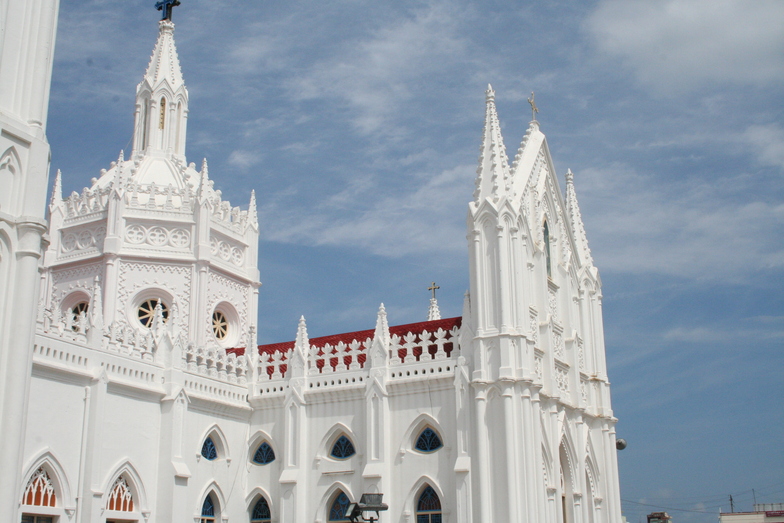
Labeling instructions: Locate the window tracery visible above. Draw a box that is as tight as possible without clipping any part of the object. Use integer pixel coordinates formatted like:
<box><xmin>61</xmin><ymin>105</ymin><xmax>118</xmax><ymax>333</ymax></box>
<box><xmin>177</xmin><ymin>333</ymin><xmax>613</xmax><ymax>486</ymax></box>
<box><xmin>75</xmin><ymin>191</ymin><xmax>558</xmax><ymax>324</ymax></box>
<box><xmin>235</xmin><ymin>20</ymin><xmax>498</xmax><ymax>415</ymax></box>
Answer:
<box><xmin>137</xmin><ymin>298</ymin><xmax>168</xmax><ymax>328</ymax></box>
<box><xmin>251</xmin><ymin>496</ymin><xmax>271</xmax><ymax>522</ymax></box>
<box><xmin>22</xmin><ymin>467</ymin><xmax>56</xmax><ymax>507</ymax></box>
<box><xmin>330</xmin><ymin>435</ymin><xmax>355</xmax><ymax>459</ymax></box>
<box><xmin>253</xmin><ymin>442</ymin><xmax>275</xmax><ymax>465</ymax></box>
<box><xmin>201</xmin><ymin>437</ymin><xmax>218</xmax><ymax>460</ymax></box>
<box><xmin>415</xmin><ymin>427</ymin><xmax>443</xmax><ymax>453</ymax></box>
<box><xmin>106</xmin><ymin>475</ymin><xmax>134</xmax><ymax>511</ymax></box>
<box><xmin>201</xmin><ymin>495</ymin><xmax>216</xmax><ymax>523</ymax></box>
<box><xmin>328</xmin><ymin>491</ymin><xmax>350</xmax><ymax>521</ymax></box>
<box><xmin>416</xmin><ymin>486</ymin><xmax>442</xmax><ymax>523</ymax></box>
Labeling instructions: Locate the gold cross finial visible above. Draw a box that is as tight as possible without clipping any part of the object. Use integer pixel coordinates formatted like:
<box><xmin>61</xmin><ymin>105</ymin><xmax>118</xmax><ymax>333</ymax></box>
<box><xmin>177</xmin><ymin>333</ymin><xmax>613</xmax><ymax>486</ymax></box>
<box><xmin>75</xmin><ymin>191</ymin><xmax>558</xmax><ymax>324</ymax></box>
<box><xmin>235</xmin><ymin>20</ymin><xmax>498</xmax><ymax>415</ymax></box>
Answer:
<box><xmin>428</xmin><ymin>282</ymin><xmax>440</xmax><ymax>300</ymax></box>
<box><xmin>528</xmin><ymin>91</ymin><xmax>539</xmax><ymax>122</ymax></box>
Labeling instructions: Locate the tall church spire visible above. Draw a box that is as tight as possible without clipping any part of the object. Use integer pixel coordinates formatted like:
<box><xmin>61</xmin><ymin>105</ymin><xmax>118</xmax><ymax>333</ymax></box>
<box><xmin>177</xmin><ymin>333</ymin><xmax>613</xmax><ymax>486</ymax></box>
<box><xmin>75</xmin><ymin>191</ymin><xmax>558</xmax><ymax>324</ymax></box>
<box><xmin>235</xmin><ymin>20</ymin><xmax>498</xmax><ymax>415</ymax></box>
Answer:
<box><xmin>132</xmin><ymin>19</ymin><xmax>189</xmax><ymax>160</ymax></box>
<box><xmin>474</xmin><ymin>85</ymin><xmax>512</xmax><ymax>204</ymax></box>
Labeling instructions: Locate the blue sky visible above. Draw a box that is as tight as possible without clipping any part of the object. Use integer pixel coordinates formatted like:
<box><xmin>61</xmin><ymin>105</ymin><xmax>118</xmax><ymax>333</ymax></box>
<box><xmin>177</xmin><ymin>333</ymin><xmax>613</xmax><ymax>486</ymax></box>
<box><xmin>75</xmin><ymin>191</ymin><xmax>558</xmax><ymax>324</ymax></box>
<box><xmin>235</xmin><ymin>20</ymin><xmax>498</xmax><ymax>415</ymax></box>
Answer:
<box><xmin>49</xmin><ymin>1</ymin><xmax>783</xmax><ymax>521</ymax></box>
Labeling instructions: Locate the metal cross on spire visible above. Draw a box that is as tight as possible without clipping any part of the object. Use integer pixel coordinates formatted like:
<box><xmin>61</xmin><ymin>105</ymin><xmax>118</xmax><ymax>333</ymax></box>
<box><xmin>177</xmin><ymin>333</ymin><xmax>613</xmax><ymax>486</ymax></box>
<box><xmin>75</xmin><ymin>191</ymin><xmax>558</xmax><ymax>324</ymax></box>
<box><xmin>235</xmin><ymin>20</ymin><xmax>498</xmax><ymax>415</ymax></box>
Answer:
<box><xmin>428</xmin><ymin>282</ymin><xmax>440</xmax><ymax>300</ymax></box>
<box><xmin>528</xmin><ymin>91</ymin><xmax>539</xmax><ymax>122</ymax></box>
<box><xmin>155</xmin><ymin>0</ymin><xmax>181</xmax><ymax>21</ymax></box>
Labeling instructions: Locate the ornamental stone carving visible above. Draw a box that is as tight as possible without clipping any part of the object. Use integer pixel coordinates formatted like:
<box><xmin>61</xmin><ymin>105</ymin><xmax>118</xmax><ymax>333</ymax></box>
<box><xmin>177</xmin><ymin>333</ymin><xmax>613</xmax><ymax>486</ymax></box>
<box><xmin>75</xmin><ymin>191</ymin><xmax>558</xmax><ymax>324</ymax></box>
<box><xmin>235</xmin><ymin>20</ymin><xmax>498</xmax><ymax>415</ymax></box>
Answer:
<box><xmin>124</xmin><ymin>223</ymin><xmax>191</xmax><ymax>249</ymax></box>
<box><xmin>60</xmin><ymin>226</ymin><xmax>106</xmax><ymax>254</ymax></box>
<box><xmin>555</xmin><ymin>364</ymin><xmax>569</xmax><ymax>394</ymax></box>
<box><xmin>209</xmin><ymin>234</ymin><xmax>246</xmax><ymax>267</ymax></box>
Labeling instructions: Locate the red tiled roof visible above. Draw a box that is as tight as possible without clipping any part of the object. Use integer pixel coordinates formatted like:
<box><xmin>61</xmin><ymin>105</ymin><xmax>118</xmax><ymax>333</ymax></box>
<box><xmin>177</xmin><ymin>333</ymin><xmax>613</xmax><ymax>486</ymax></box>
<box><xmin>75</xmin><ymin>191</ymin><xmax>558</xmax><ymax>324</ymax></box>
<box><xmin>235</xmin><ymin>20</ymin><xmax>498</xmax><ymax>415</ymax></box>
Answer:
<box><xmin>258</xmin><ymin>316</ymin><xmax>461</xmax><ymax>355</ymax></box>
<box><xmin>227</xmin><ymin>316</ymin><xmax>462</xmax><ymax>377</ymax></box>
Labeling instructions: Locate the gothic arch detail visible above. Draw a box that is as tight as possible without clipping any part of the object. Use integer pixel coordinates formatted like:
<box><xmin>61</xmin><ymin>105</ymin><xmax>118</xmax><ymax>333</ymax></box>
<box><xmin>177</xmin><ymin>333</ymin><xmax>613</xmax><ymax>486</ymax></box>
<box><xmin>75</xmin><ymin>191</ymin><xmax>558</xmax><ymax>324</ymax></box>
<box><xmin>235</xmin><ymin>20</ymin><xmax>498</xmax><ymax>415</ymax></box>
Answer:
<box><xmin>20</xmin><ymin>450</ymin><xmax>73</xmax><ymax>511</ymax></box>
<box><xmin>199</xmin><ymin>424</ymin><xmax>229</xmax><ymax>460</ymax></box>
<box><xmin>101</xmin><ymin>459</ymin><xmax>148</xmax><ymax>515</ymax></box>
<box><xmin>0</xmin><ymin>146</ymin><xmax>22</xmax><ymax>213</ymax></box>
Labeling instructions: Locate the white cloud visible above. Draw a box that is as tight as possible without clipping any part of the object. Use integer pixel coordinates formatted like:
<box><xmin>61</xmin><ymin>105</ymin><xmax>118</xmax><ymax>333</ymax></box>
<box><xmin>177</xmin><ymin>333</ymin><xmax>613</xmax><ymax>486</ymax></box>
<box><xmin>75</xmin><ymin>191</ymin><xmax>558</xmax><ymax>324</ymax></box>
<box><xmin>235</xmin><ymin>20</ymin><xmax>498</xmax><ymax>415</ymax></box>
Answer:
<box><xmin>586</xmin><ymin>0</ymin><xmax>784</xmax><ymax>93</ymax></box>
<box><xmin>576</xmin><ymin>164</ymin><xmax>784</xmax><ymax>280</ymax></box>
<box><xmin>744</xmin><ymin>123</ymin><xmax>784</xmax><ymax>169</ymax></box>
<box><xmin>227</xmin><ymin>149</ymin><xmax>262</xmax><ymax>169</ymax></box>
<box><xmin>258</xmin><ymin>163</ymin><xmax>474</xmax><ymax>257</ymax></box>
<box><xmin>288</xmin><ymin>3</ymin><xmax>469</xmax><ymax>135</ymax></box>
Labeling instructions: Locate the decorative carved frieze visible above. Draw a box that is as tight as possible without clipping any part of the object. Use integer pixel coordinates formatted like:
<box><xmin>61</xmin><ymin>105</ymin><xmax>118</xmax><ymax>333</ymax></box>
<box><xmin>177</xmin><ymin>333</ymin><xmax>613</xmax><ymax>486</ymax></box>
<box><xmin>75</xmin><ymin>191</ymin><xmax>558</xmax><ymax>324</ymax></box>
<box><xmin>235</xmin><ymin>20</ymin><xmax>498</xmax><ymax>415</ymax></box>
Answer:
<box><xmin>60</xmin><ymin>225</ymin><xmax>106</xmax><ymax>254</ymax></box>
<box><xmin>210</xmin><ymin>234</ymin><xmax>245</xmax><ymax>267</ymax></box>
<box><xmin>124</xmin><ymin>223</ymin><xmax>191</xmax><ymax>249</ymax></box>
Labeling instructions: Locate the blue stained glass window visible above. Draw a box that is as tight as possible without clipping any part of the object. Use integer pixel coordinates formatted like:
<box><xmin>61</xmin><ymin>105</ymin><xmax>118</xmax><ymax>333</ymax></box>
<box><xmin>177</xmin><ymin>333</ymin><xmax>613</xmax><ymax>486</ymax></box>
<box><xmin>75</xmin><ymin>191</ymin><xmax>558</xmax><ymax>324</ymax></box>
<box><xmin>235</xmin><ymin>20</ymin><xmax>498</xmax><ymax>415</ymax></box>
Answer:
<box><xmin>328</xmin><ymin>492</ymin><xmax>350</xmax><ymax>521</ymax></box>
<box><xmin>330</xmin><ymin>435</ymin><xmax>355</xmax><ymax>459</ymax></box>
<box><xmin>416</xmin><ymin>486</ymin><xmax>442</xmax><ymax>523</ymax></box>
<box><xmin>202</xmin><ymin>495</ymin><xmax>215</xmax><ymax>516</ymax></box>
<box><xmin>251</xmin><ymin>496</ymin><xmax>271</xmax><ymax>522</ymax></box>
<box><xmin>253</xmin><ymin>442</ymin><xmax>275</xmax><ymax>465</ymax></box>
<box><xmin>415</xmin><ymin>428</ymin><xmax>443</xmax><ymax>452</ymax></box>
<box><xmin>201</xmin><ymin>437</ymin><xmax>218</xmax><ymax>460</ymax></box>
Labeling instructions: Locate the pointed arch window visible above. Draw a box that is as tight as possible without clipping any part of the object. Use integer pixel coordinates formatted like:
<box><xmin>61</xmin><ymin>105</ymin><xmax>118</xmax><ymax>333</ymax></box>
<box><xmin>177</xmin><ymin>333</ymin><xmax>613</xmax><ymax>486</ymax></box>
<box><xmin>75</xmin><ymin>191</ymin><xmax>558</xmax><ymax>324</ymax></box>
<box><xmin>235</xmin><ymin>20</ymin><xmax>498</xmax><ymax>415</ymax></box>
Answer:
<box><xmin>201</xmin><ymin>494</ymin><xmax>216</xmax><ymax>523</ymax></box>
<box><xmin>251</xmin><ymin>496</ymin><xmax>271</xmax><ymax>522</ymax></box>
<box><xmin>159</xmin><ymin>97</ymin><xmax>166</xmax><ymax>130</ymax></box>
<box><xmin>328</xmin><ymin>491</ymin><xmax>351</xmax><ymax>521</ymax></box>
<box><xmin>330</xmin><ymin>435</ymin><xmax>356</xmax><ymax>459</ymax></box>
<box><xmin>253</xmin><ymin>442</ymin><xmax>275</xmax><ymax>465</ymax></box>
<box><xmin>415</xmin><ymin>427</ymin><xmax>443</xmax><ymax>453</ymax></box>
<box><xmin>544</xmin><ymin>221</ymin><xmax>552</xmax><ymax>278</ymax></box>
<box><xmin>106</xmin><ymin>475</ymin><xmax>134</xmax><ymax>511</ymax></box>
<box><xmin>416</xmin><ymin>486</ymin><xmax>442</xmax><ymax>523</ymax></box>
<box><xmin>22</xmin><ymin>467</ymin><xmax>56</xmax><ymax>507</ymax></box>
<box><xmin>201</xmin><ymin>437</ymin><xmax>218</xmax><ymax>460</ymax></box>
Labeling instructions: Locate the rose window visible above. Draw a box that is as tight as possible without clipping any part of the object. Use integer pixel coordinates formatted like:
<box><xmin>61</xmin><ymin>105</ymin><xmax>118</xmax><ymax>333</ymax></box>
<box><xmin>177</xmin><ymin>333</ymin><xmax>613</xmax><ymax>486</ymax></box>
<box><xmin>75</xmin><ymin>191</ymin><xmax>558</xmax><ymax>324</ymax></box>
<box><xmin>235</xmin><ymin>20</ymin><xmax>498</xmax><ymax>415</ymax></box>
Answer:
<box><xmin>137</xmin><ymin>299</ymin><xmax>169</xmax><ymax>328</ymax></box>
<box><xmin>212</xmin><ymin>310</ymin><xmax>228</xmax><ymax>340</ymax></box>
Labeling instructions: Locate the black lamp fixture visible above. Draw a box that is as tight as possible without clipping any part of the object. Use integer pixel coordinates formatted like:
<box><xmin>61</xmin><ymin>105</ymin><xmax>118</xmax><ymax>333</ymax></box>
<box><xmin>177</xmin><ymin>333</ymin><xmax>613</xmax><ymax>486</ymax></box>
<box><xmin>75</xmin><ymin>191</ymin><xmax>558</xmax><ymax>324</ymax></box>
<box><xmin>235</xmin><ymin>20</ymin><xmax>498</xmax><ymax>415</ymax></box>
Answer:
<box><xmin>345</xmin><ymin>493</ymin><xmax>389</xmax><ymax>522</ymax></box>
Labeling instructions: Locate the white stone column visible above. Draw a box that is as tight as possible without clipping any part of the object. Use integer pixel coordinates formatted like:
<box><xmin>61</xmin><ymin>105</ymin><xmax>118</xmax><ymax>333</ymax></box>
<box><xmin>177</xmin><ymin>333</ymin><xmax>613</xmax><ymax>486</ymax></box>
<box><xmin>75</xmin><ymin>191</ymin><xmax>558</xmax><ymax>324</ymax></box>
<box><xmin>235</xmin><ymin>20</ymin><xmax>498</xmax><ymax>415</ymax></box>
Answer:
<box><xmin>501</xmin><ymin>381</ymin><xmax>520</xmax><ymax>521</ymax></box>
<box><xmin>0</xmin><ymin>220</ymin><xmax>47</xmax><ymax>519</ymax></box>
<box><xmin>472</xmin><ymin>385</ymin><xmax>492</xmax><ymax>522</ymax></box>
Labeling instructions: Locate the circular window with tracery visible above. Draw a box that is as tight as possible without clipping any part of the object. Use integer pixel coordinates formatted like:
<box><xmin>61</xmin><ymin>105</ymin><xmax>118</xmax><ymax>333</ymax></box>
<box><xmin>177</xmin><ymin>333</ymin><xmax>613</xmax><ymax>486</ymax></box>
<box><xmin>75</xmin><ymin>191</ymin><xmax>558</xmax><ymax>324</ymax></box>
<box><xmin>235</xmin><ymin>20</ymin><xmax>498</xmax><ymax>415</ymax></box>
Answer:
<box><xmin>137</xmin><ymin>299</ymin><xmax>169</xmax><ymax>328</ymax></box>
<box><xmin>70</xmin><ymin>302</ymin><xmax>89</xmax><ymax>331</ymax></box>
<box><xmin>212</xmin><ymin>310</ymin><xmax>228</xmax><ymax>340</ymax></box>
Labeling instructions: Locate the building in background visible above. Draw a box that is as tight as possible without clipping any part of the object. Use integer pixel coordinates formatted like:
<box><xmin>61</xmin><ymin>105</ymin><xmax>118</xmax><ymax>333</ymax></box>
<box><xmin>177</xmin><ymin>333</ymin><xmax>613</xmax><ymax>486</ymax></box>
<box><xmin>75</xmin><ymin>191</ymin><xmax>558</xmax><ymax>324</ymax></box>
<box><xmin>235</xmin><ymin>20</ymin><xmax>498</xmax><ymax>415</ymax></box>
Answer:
<box><xmin>14</xmin><ymin>8</ymin><xmax>622</xmax><ymax>523</ymax></box>
<box><xmin>647</xmin><ymin>512</ymin><xmax>672</xmax><ymax>523</ymax></box>
<box><xmin>720</xmin><ymin>504</ymin><xmax>784</xmax><ymax>523</ymax></box>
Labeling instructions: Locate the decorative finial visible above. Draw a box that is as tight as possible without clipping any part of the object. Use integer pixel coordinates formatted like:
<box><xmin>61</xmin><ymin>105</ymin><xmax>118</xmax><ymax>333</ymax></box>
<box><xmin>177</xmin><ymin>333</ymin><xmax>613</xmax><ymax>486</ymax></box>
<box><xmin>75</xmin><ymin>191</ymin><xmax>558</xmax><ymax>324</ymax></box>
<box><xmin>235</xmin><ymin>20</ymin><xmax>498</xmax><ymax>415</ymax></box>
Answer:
<box><xmin>566</xmin><ymin>168</ymin><xmax>574</xmax><ymax>185</ymax></box>
<box><xmin>527</xmin><ymin>91</ymin><xmax>539</xmax><ymax>122</ymax></box>
<box><xmin>486</xmin><ymin>84</ymin><xmax>495</xmax><ymax>102</ymax></box>
<box><xmin>155</xmin><ymin>0</ymin><xmax>181</xmax><ymax>21</ymax></box>
<box><xmin>427</xmin><ymin>283</ymin><xmax>441</xmax><ymax>321</ymax></box>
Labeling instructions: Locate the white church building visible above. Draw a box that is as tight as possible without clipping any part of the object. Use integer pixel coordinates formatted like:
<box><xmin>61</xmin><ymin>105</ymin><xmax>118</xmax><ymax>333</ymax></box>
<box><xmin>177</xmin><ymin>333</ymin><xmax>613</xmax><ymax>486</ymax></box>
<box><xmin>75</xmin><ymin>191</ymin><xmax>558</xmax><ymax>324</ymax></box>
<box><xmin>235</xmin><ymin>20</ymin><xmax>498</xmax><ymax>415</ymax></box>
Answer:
<box><xmin>1</xmin><ymin>3</ymin><xmax>623</xmax><ymax>523</ymax></box>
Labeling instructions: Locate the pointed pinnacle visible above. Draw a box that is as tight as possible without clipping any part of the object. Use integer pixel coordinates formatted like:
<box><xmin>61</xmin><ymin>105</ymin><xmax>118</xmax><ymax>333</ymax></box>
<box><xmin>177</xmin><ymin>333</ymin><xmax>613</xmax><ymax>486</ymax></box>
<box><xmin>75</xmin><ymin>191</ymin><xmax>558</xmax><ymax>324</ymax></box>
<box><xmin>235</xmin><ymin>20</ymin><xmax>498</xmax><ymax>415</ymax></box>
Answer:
<box><xmin>486</xmin><ymin>84</ymin><xmax>495</xmax><ymax>102</ymax></box>
<box><xmin>50</xmin><ymin>169</ymin><xmax>63</xmax><ymax>207</ymax></box>
<box><xmin>565</xmin><ymin>168</ymin><xmax>574</xmax><ymax>185</ymax></box>
<box><xmin>374</xmin><ymin>303</ymin><xmax>390</xmax><ymax>342</ymax></box>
